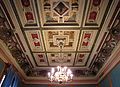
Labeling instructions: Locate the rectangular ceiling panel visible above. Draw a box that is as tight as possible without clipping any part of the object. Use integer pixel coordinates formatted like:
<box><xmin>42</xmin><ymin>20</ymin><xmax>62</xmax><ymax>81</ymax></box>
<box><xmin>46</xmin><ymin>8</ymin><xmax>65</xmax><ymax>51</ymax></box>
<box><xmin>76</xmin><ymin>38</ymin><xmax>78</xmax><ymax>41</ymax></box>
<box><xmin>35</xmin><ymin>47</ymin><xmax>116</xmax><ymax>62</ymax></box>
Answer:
<box><xmin>37</xmin><ymin>0</ymin><xmax>85</xmax><ymax>27</ymax></box>
<box><xmin>33</xmin><ymin>53</ymin><xmax>48</xmax><ymax>66</ymax></box>
<box><xmin>43</xmin><ymin>30</ymin><xmax>80</xmax><ymax>52</ymax></box>
<box><xmin>78</xmin><ymin>30</ymin><xmax>98</xmax><ymax>51</ymax></box>
<box><xmin>47</xmin><ymin>52</ymin><xmax>75</xmax><ymax>66</ymax></box>
<box><xmin>75</xmin><ymin>53</ymin><xmax>89</xmax><ymax>66</ymax></box>
<box><xmin>25</xmin><ymin>30</ymin><xmax>44</xmax><ymax>52</ymax></box>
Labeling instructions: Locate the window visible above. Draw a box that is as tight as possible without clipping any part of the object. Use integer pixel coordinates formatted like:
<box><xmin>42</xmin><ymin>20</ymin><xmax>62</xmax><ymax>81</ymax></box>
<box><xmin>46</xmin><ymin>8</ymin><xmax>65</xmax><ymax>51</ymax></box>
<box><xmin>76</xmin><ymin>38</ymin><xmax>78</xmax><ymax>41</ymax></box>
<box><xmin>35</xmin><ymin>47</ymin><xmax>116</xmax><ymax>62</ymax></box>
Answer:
<box><xmin>0</xmin><ymin>75</ymin><xmax>6</xmax><ymax>87</ymax></box>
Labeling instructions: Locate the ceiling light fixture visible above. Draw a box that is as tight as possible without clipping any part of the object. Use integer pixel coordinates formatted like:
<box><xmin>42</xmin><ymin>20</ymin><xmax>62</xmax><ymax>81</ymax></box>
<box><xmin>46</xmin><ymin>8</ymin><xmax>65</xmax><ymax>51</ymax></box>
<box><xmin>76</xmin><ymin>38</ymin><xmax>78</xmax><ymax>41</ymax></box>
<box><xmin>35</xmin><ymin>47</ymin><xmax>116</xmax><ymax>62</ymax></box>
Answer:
<box><xmin>48</xmin><ymin>66</ymin><xmax>73</xmax><ymax>84</ymax></box>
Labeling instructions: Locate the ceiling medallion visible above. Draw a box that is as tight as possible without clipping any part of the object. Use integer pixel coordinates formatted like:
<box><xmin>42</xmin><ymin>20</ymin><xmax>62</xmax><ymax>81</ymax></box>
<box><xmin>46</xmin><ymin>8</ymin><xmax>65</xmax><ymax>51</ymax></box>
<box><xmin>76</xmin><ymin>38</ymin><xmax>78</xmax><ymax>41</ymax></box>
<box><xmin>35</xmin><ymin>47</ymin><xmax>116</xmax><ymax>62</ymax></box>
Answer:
<box><xmin>54</xmin><ymin>2</ymin><xmax>68</xmax><ymax>16</ymax></box>
<box><xmin>48</xmin><ymin>66</ymin><xmax>73</xmax><ymax>84</ymax></box>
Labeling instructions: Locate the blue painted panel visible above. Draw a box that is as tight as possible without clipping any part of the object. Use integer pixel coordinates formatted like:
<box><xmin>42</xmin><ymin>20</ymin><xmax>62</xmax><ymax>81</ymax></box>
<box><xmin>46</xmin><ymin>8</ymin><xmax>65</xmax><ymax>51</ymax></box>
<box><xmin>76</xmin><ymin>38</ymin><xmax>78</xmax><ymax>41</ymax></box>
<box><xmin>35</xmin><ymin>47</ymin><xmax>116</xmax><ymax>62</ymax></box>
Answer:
<box><xmin>0</xmin><ymin>59</ymin><xmax>5</xmax><ymax>73</ymax></box>
<box><xmin>2</xmin><ymin>66</ymin><xmax>14</xmax><ymax>87</ymax></box>
<box><xmin>1</xmin><ymin>65</ymin><xmax>21</xmax><ymax>87</ymax></box>
<box><xmin>110</xmin><ymin>64</ymin><xmax>120</xmax><ymax>87</ymax></box>
<box><xmin>99</xmin><ymin>63</ymin><xmax>120</xmax><ymax>87</ymax></box>
<box><xmin>99</xmin><ymin>77</ymin><xmax>109</xmax><ymax>87</ymax></box>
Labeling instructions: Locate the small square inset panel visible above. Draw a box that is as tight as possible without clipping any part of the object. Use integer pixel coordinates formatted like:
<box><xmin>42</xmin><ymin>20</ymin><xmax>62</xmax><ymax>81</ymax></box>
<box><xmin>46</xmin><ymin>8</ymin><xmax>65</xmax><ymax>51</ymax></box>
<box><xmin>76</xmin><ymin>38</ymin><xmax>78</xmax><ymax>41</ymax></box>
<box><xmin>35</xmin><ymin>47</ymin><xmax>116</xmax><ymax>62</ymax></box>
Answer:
<box><xmin>83</xmin><ymin>0</ymin><xmax>110</xmax><ymax>27</ymax></box>
<box><xmin>47</xmin><ymin>53</ymin><xmax>75</xmax><ymax>66</ymax></box>
<box><xmin>43</xmin><ymin>30</ymin><xmax>80</xmax><ymax>52</ymax></box>
<box><xmin>12</xmin><ymin>0</ymin><xmax>39</xmax><ymax>28</ymax></box>
<box><xmin>33</xmin><ymin>53</ymin><xmax>48</xmax><ymax>66</ymax></box>
<box><xmin>25</xmin><ymin>30</ymin><xmax>44</xmax><ymax>52</ymax></box>
<box><xmin>78</xmin><ymin>30</ymin><xmax>98</xmax><ymax>51</ymax></box>
<box><xmin>75</xmin><ymin>53</ymin><xmax>89</xmax><ymax>66</ymax></box>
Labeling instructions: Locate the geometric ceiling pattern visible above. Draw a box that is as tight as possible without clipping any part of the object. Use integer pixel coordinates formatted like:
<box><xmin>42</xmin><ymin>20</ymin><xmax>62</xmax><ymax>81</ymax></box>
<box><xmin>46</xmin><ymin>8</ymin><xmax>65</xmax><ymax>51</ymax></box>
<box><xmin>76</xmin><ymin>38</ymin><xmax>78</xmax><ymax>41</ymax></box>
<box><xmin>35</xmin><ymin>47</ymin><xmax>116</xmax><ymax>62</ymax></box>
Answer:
<box><xmin>0</xmin><ymin>0</ymin><xmax>120</xmax><ymax>84</ymax></box>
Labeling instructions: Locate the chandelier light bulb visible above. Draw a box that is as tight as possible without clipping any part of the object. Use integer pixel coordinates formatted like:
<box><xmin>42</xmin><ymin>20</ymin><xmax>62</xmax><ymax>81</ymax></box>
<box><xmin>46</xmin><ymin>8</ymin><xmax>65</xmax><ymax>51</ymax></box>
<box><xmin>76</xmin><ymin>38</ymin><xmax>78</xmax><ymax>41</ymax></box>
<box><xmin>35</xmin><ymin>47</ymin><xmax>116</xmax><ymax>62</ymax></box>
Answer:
<box><xmin>51</xmin><ymin>68</ymin><xmax>55</xmax><ymax>74</ymax></box>
<box><xmin>64</xmin><ymin>66</ymin><xmax>67</xmax><ymax>71</ymax></box>
<box><xmin>67</xmin><ymin>69</ymin><xmax>71</xmax><ymax>75</ymax></box>
<box><xmin>48</xmin><ymin>72</ymin><xmax>50</xmax><ymax>77</ymax></box>
<box><xmin>62</xmin><ymin>68</ymin><xmax>65</xmax><ymax>72</ymax></box>
<box><xmin>57</xmin><ymin>66</ymin><xmax>60</xmax><ymax>71</ymax></box>
<box><xmin>70</xmin><ymin>74</ymin><xmax>73</xmax><ymax>79</ymax></box>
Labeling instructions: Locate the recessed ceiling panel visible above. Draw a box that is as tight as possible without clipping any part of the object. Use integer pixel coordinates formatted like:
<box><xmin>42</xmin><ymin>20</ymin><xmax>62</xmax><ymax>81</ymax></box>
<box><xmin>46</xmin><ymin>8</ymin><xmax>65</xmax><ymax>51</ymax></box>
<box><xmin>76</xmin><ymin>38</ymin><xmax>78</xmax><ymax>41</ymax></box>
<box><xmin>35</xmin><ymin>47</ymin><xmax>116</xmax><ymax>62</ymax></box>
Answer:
<box><xmin>78</xmin><ymin>30</ymin><xmax>98</xmax><ymax>51</ymax></box>
<box><xmin>37</xmin><ymin>0</ymin><xmax>85</xmax><ymax>27</ymax></box>
<box><xmin>33</xmin><ymin>53</ymin><xmax>48</xmax><ymax>66</ymax></box>
<box><xmin>25</xmin><ymin>30</ymin><xmax>44</xmax><ymax>52</ymax></box>
<box><xmin>11</xmin><ymin>0</ymin><xmax>39</xmax><ymax>28</ymax></box>
<box><xmin>43</xmin><ymin>30</ymin><xmax>80</xmax><ymax>52</ymax></box>
<box><xmin>75</xmin><ymin>53</ymin><xmax>89</xmax><ymax>66</ymax></box>
<box><xmin>83</xmin><ymin>0</ymin><xmax>110</xmax><ymax>27</ymax></box>
<box><xmin>47</xmin><ymin>52</ymin><xmax>75</xmax><ymax>66</ymax></box>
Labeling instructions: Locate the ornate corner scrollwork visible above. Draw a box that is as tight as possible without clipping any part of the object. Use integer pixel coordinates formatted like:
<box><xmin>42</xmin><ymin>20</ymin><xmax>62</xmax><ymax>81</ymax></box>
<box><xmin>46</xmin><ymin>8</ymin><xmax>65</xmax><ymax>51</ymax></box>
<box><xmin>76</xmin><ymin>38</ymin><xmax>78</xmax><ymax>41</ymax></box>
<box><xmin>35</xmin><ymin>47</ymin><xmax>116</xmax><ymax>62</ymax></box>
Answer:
<box><xmin>91</xmin><ymin>15</ymin><xmax>120</xmax><ymax>75</ymax></box>
<box><xmin>0</xmin><ymin>17</ymin><xmax>14</xmax><ymax>41</ymax></box>
<box><xmin>0</xmin><ymin>16</ymin><xmax>32</xmax><ymax>76</ymax></box>
<box><xmin>110</xmin><ymin>23</ymin><xmax>120</xmax><ymax>40</ymax></box>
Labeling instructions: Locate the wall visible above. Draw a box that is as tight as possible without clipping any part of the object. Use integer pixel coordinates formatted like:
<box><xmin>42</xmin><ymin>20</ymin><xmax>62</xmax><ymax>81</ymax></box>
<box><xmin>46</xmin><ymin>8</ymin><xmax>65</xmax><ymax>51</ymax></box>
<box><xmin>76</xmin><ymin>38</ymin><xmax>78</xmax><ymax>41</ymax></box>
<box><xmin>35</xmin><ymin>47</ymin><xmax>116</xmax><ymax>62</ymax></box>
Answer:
<box><xmin>22</xmin><ymin>84</ymin><xmax>48</xmax><ymax>87</ymax></box>
<box><xmin>99</xmin><ymin>63</ymin><xmax>120</xmax><ymax>87</ymax></box>
<box><xmin>22</xmin><ymin>84</ymin><xmax>96</xmax><ymax>87</ymax></box>
<box><xmin>8</xmin><ymin>63</ymin><xmax>120</xmax><ymax>87</ymax></box>
<box><xmin>73</xmin><ymin>85</ymin><xmax>96</xmax><ymax>87</ymax></box>
<box><xmin>0</xmin><ymin>58</ymin><xmax>5</xmax><ymax>78</ymax></box>
<box><xmin>1</xmin><ymin>65</ymin><xmax>22</xmax><ymax>87</ymax></box>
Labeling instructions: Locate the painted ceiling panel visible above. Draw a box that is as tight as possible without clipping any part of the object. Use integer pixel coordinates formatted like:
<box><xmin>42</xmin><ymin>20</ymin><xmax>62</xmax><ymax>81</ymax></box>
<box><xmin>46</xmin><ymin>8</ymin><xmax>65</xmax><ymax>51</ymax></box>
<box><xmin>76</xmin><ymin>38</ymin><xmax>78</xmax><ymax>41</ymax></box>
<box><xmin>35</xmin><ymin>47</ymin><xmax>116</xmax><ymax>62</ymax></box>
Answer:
<box><xmin>37</xmin><ymin>0</ymin><xmax>85</xmax><ymax>27</ymax></box>
<box><xmin>83</xmin><ymin>0</ymin><xmax>110</xmax><ymax>27</ymax></box>
<box><xmin>78</xmin><ymin>30</ymin><xmax>98</xmax><ymax>51</ymax></box>
<box><xmin>43</xmin><ymin>30</ymin><xmax>79</xmax><ymax>52</ymax></box>
<box><xmin>25</xmin><ymin>30</ymin><xmax>44</xmax><ymax>52</ymax></box>
<box><xmin>11</xmin><ymin>0</ymin><xmax>39</xmax><ymax>28</ymax></box>
<box><xmin>75</xmin><ymin>53</ymin><xmax>90</xmax><ymax>66</ymax></box>
<box><xmin>47</xmin><ymin>52</ymin><xmax>75</xmax><ymax>66</ymax></box>
<box><xmin>33</xmin><ymin>53</ymin><xmax>48</xmax><ymax>66</ymax></box>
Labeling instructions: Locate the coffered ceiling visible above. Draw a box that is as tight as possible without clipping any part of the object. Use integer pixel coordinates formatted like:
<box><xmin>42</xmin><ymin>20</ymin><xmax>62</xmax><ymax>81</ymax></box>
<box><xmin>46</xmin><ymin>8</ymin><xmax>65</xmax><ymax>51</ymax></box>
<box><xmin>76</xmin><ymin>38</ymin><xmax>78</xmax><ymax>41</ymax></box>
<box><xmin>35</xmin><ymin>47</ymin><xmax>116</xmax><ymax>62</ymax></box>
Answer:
<box><xmin>0</xmin><ymin>0</ymin><xmax>120</xmax><ymax>84</ymax></box>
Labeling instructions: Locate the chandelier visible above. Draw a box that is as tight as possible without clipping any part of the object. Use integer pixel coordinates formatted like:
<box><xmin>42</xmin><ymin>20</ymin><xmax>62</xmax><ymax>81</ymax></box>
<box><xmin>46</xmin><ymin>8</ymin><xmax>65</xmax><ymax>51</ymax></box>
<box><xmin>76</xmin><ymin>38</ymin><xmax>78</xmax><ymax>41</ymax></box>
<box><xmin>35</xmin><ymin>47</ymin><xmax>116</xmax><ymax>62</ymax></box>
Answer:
<box><xmin>48</xmin><ymin>66</ymin><xmax>73</xmax><ymax>84</ymax></box>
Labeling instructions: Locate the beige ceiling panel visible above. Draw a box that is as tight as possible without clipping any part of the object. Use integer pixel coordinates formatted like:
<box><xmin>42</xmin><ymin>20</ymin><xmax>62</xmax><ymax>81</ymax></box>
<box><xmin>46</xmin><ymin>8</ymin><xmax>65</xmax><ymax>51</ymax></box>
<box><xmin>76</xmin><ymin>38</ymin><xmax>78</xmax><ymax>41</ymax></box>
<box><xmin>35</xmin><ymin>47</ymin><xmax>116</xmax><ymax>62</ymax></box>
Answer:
<box><xmin>33</xmin><ymin>53</ymin><xmax>48</xmax><ymax>66</ymax></box>
<box><xmin>75</xmin><ymin>53</ymin><xmax>89</xmax><ymax>66</ymax></box>
<box><xmin>47</xmin><ymin>52</ymin><xmax>75</xmax><ymax>66</ymax></box>
<box><xmin>78</xmin><ymin>30</ymin><xmax>98</xmax><ymax>51</ymax></box>
<box><xmin>43</xmin><ymin>30</ymin><xmax>80</xmax><ymax>52</ymax></box>
<box><xmin>37</xmin><ymin>0</ymin><xmax>85</xmax><ymax>27</ymax></box>
<box><xmin>25</xmin><ymin>30</ymin><xmax>44</xmax><ymax>52</ymax></box>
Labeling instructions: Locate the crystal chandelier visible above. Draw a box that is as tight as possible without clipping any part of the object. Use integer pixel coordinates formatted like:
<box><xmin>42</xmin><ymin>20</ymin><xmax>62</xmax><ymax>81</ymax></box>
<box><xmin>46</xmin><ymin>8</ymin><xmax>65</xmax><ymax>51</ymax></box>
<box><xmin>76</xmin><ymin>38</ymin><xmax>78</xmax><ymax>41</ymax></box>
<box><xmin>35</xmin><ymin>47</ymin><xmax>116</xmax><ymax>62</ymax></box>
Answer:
<box><xmin>48</xmin><ymin>66</ymin><xmax>73</xmax><ymax>84</ymax></box>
